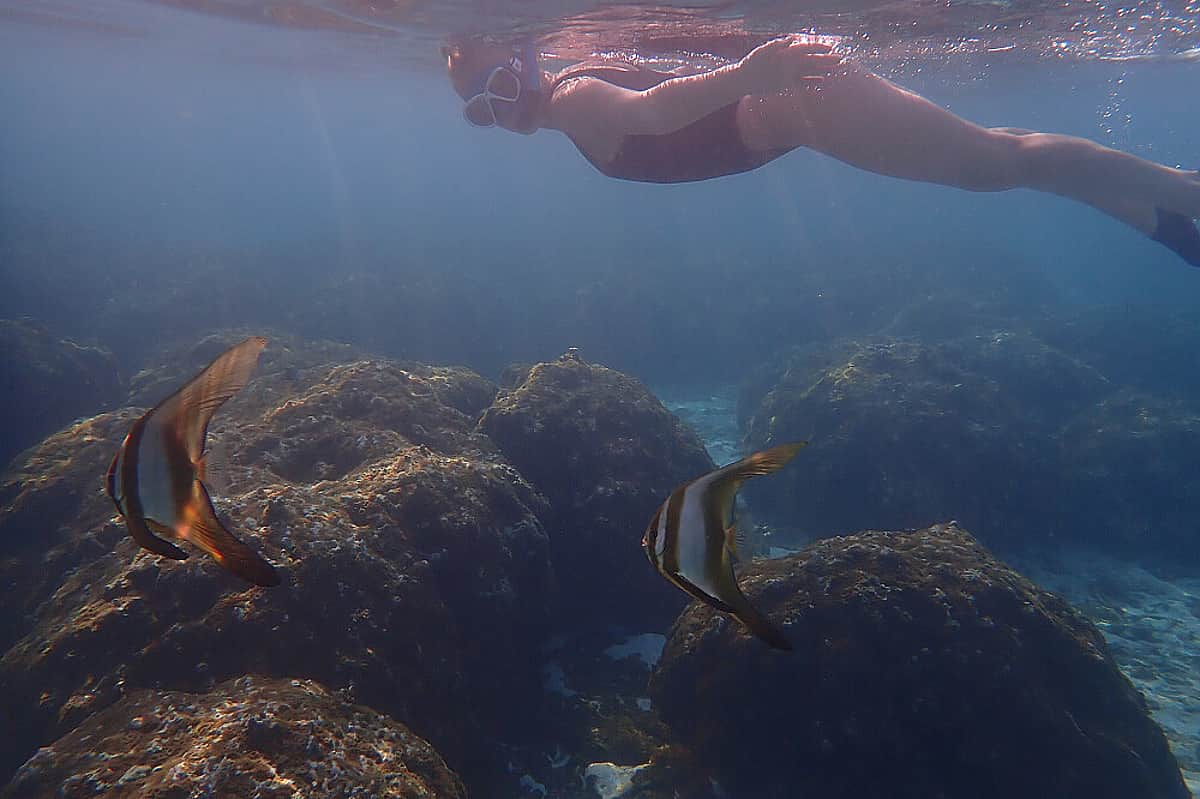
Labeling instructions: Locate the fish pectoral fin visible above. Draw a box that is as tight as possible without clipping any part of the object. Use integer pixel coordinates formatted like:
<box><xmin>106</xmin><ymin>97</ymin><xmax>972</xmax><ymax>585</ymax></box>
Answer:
<box><xmin>155</xmin><ymin>337</ymin><xmax>267</xmax><ymax>463</ymax></box>
<box><xmin>181</xmin><ymin>481</ymin><xmax>280</xmax><ymax>587</ymax></box>
<box><xmin>708</xmin><ymin>442</ymin><xmax>807</xmax><ymax>530</ymax></box>
<box><xmin>133</xmin><ymin>517</ymin><xmax>189</xmax><ymax>560</ymax></box>
<box><xmin>723</xmin><ymin>524</ymin><xmax>740</xmax><ymax>560</ymax></box>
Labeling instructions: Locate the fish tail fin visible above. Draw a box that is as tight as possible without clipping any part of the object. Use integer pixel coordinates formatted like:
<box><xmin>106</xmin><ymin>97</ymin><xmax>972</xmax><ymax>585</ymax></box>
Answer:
<box><xmin>734</xmin><ymin>602</ymin><xmax>793</xmax><ymax>651</ymax></box>
<box><xmin>183</xmin><ymin>481</ymin><xmax>280</xmax><ymax>587</ymax></box>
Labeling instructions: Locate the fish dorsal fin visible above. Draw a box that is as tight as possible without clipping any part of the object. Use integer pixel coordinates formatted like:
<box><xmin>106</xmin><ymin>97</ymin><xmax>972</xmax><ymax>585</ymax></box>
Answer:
<box><xmin>706</xmin><ymin>442</ymin><xmax>807</xmax><ymax>532</ymax></box>
<box><xmin>181</xmin><ymin>480</ymin><xmax>280</xmax><ymax>587</ymax></box>
<box><xmin>154</xmin><ymin>337</ymin><xmax>267</xmax><ymax>463</ymax></box>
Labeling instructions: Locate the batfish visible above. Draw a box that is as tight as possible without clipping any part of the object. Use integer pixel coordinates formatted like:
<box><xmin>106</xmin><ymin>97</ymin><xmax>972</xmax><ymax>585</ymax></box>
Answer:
<box><xmin>106</xmin><ymin>336</ymin><xmax>279</xmax><ymax>586</ymax></box>
<box><xmin>643</xmin><ymin>443</ymin><xmax>806</xmax><ymax>650</ymax></box>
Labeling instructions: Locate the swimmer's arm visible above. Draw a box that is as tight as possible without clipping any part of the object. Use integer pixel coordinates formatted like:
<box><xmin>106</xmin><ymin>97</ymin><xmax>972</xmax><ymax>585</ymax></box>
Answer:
<box><xmin>548</xmin><ymin>64</ymin><xmax>756</xmax><ymax>138</ymax></box>
<box><xmin>547</xmin><ymin>38</ymin><xmax>838</xmax><ymax>138</ymax></box>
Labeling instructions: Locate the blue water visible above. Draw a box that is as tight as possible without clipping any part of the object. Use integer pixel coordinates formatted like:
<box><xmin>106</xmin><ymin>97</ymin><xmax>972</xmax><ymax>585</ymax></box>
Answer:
<box><xmin>3</xmin><ymin>0</ymin><xmax>1200</xmax><ymax>796</ymax></box>
<box><xmin>3</xmin><ymin>3</ymin><xmax>1200</xmax><ymax>382</ymax></box>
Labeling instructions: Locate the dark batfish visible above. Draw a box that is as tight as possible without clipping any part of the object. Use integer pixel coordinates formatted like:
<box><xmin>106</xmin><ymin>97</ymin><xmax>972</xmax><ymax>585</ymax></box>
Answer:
<box><xmin>106</xmin><ymin>336</ymin><xmax>279</xmax><ymax>586</ymax></box>
<box><xmin>643</xmin><ymin>443</ymin><xmax>806</xmax><ymax>650</ymax></box>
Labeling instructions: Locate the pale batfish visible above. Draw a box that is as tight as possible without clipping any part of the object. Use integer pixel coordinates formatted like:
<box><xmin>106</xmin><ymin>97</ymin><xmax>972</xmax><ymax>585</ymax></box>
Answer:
<box><xmin>106</xmin><ymin>336</ymin><xmax>279</xmax><ymax>586</ymax></box>
<box><xmin>643</xmin><ymin>443</ymin><xmax>806</xmax><ymax>650</ymax></box>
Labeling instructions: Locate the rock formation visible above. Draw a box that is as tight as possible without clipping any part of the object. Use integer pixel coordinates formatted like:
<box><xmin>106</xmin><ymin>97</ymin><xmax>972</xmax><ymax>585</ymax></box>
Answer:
<box><xmin>479</xmin><ymin>351</ymin><xmax>714</xmax><ymax>629</ymax></box>
<box><xmin>0</xmin><ymin>319</ymin><xmax>123</xmax><ymax>468</ymax></box>
<box><xmin>2</xmin><ymin>676</ymin><xmax>467</xmax><ymax>799</ymax></box>
<box><xmin>650</xmin><ymin>523</ymin><xmax>1188</xmax><ymax>799</ymax></box>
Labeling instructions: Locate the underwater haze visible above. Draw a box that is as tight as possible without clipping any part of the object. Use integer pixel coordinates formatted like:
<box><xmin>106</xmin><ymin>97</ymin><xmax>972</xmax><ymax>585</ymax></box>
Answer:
<box><xmin>2</xmin><ymin>1</ymin><xmax>1200</xmax><ymax>797</ymax></box>
<box><xmin>4</xmin><ymin>1</ymin><xmax>1200</xmax><ymax>380</ymax></box>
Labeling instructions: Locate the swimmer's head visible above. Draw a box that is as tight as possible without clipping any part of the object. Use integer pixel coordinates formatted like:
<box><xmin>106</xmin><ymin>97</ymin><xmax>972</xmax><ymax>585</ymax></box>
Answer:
<box><xmin>443</xmin><ymin>37</ymin><xmax>544</xmax><ymax>134</ymax></box>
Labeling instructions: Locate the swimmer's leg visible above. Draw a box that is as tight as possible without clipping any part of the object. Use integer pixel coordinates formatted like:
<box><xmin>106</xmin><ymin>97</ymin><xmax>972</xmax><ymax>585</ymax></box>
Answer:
<box><xmin>737</xmin><ymin>64</ymin><xmax>1200</xmax><ymax>265</ymax></box>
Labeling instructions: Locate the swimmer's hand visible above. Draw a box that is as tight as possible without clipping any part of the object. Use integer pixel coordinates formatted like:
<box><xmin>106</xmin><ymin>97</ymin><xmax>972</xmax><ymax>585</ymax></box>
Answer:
<box><xmin>737</xmin><ymin>36</ymin><xmax>842</xmax><ymax>95</ymax></box>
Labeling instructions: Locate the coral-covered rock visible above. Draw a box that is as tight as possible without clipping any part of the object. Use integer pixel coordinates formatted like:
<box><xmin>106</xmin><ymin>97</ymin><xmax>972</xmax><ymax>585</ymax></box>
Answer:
<box><xmin>0</xmin><ymin>410</ymin><xmax>139</xmax><ymax>655</ymax></box>
<box><xmin>0</xmin><ymin>352</ymin><xmax>551</xmax><ymax>791</ymax></box>
<box><xmin>1059</xmin><ymin>391</ymin><xmax>1200</xmax><ymax>562</ymax></box>
<box><xmin>479</xmin><ymin>351</ymin><xmax>714</xmax><ymax>629</ymax></box>
<box><xmin>125</xmin><ymin>331</ymin><xmax>498</xmax><ymax>419</ymax></box>
<box><xmin>0</xmin><ymin>319</ymin><xmax>123</xmax><ymax>468</ymax></box>
<box><xmin>649</xmin><ymin>523</ymin><xmax>1187</xmax><ymax>799</ymax></box>
<box><xmin>741</xmin><ymin>333</ymin><xmax>1108</xmax><ymax>548</ymax></box>
<box><xmin>238</xmin><ymin>360</ymin><xmax>498</xmax><ymax>482</ymax></box>
<box><xmin>2</xmin><ymin>676</ymin><xmax>466</xmax><ymax>799</ymax></box>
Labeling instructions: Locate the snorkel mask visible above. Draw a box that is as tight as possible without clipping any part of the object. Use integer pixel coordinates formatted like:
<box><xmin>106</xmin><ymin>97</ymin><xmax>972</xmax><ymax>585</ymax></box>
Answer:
<box><xmin>462</xmin><ymin>44</ymin><xmax>542</xmax><ymax>133</ymax></box>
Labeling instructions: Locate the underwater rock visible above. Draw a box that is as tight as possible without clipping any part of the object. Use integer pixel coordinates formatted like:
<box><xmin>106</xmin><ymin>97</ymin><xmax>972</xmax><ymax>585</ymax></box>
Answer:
<box><xmin>1059</xmin><ymin>390</ymin><xmax>1200</xmax><ymax>562</ymax></box>
<box><xmin>0</xmin><ymin>353</ymin><xmax>552</xmax><ymax>790</ymax></box>
<box><xmin>649</xmin><ymin>523</ymin><xmax>1188</xmax><ymax>799</ymax></box>
<box><xmin>124</xmin><ymin>330</ymin><xmax>366</xmax><ymax>408</ymax></box>
<box><xmin>0</xmin><ymin>410</ymin><xmax>141</xmax><ymax>655</ymax></box>
<box><xmin>0</xmin><ymin>319</ymin><xmax>123</xmax><ymax>469</ymax></box>
<box><xmin>497</xmin><ymin>362</ymin><xmax>535</xmax><ymax>389</ymax></box>
<box><xmin>237</xmin><ymin>359</ymin><xmax>500</xmax><ymax>482</ymax></box>
<box><xmin>1033</xmin><ymin>305</ymin><xmax>1200</xmax><ymax>403</ymax></box>
<box><xmin>741</xmin><ymin>333</ymin><xmax>1108</xmax><ymax>549</ymax></box>
<box><xmin>479</xmin><ymin>351</ymin><xmax>714</xmax><ymax>629</ymax></box>
<box><xmin>1</xmin><ymin>676</ymin><xmax>466</xmax><ymax>799</ymax></box>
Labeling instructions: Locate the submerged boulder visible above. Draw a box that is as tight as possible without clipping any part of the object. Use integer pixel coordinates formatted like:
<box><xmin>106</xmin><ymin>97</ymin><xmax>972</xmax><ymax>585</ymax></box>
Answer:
<box><xmin>479</xmin><ymin>351</ymin><xmax>714</xmax><ymax>629</ymax></box>
<box><xmin>0</xmin><ymin>319</ymin><xmax>123</xmax><ymax>469</ymax></box>
<box><xmin>649</xmin><ymin>523</ymin><xmax>1187</xmax><ymax>799</ymax></box>
<box><xmin>123</xmin><ymin>330</ymin><xmax>364</xmax><ymax>409</ymax></box>
<box><xmin>2</xmin><ymin>676</ymin><xmax>467</xmax><ymax>799</ymax></box>
<box><xmin>0</xmin><ymin>410</ymin><xmax>140</xmax><ymax>657</ymax></box>
<box><xmin>741</xmin><ymin>333</ymin><xmax>1108</xmax><ymax>549</ymax></box>
<box><xmin>1059</xmin><ymin>391</ymin><xmax>1200</xmax><ymax>562</ymax></box>
<box><xmin>0</xmin><ymin>352</ymin><xmax>552</xmax><ymax>790</ymax></box>
<box><xmin>123</xmin><ymin>330</ymin><xmax>497</xmax><ymax>419</ymax></box>
<box><xmin>1032</xmin><ymin>305</ymin><xmax>1200</xmax><ymax>403</ymax></box>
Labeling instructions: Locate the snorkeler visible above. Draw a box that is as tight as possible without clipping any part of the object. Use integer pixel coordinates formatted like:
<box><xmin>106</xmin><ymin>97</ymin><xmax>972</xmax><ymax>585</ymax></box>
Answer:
<box><xmin>107</xmin><ymin>336</ymin><xmax>280</xmax><ymax>587</ymax></box>
<box><xmin>444</xmin><ymin>36</ymin><xmax>1200</xmax><ymax>267</ymax></box>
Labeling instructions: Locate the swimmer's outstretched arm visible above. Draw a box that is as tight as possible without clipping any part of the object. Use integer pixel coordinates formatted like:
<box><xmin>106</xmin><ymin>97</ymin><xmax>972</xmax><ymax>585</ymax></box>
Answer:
<box><xmin>546</xmin><ymin>37</ymin><xmax>839</xmax><ymax>139</ymax></box>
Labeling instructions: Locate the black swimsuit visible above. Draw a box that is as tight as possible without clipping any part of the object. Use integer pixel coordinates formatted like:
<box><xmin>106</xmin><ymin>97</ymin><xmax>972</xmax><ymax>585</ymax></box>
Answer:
<box><xmin>554</xmin><ymin>64</ymin><xmax>794</xmax><ymax>184</ymax></box>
